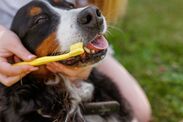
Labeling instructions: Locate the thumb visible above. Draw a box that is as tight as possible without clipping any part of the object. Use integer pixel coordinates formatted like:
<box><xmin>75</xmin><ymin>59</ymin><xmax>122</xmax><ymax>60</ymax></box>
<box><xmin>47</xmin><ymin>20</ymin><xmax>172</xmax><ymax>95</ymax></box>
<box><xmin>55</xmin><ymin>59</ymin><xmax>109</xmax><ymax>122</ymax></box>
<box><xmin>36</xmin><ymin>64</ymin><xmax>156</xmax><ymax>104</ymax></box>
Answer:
<box><xmin>9</xmin><ymin>40</ymin><xmax>36</xmax><ymax>61</ymax></box>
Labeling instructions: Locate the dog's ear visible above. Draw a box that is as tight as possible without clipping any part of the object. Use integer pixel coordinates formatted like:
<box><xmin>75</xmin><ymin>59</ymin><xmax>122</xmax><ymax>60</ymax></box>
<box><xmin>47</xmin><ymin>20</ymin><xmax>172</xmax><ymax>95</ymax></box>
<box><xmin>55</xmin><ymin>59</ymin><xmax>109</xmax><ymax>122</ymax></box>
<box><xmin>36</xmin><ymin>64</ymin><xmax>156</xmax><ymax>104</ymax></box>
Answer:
<box><xmin>11</xmin><ymin>7</ymin><xmax>30</xmax><ymax>39</ymax></box>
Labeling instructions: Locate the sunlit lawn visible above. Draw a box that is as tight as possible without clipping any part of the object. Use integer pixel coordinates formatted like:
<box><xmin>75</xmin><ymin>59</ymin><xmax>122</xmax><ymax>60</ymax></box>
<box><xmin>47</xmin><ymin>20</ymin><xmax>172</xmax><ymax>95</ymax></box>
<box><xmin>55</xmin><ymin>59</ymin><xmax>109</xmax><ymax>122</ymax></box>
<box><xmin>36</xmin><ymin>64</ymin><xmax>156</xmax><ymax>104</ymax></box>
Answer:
<box><xmin>108</xmin><ymin>0</ymin><xmax>183</xmax><ymax>121</ymax></box>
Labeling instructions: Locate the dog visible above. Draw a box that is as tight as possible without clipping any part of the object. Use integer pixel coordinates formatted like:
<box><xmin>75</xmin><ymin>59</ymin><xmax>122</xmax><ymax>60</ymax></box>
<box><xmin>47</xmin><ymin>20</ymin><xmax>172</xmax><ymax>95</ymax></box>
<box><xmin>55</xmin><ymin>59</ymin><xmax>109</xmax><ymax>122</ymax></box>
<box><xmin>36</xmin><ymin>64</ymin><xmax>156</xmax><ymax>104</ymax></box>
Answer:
<box><xmin>0</xmin><ymin>0</ymin><xmax>134</xmax><ymax>122</ymax></box>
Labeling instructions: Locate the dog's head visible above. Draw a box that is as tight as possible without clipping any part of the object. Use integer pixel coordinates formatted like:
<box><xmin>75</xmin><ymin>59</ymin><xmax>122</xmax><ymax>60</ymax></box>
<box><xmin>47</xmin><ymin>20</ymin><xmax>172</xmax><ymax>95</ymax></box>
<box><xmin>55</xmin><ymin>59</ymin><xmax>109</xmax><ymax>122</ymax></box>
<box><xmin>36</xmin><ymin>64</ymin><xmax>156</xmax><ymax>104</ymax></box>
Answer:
<box><xmin>11</xmin><ymin>0</ymin><xmax>108</xmax><ymax>67</ymax></box>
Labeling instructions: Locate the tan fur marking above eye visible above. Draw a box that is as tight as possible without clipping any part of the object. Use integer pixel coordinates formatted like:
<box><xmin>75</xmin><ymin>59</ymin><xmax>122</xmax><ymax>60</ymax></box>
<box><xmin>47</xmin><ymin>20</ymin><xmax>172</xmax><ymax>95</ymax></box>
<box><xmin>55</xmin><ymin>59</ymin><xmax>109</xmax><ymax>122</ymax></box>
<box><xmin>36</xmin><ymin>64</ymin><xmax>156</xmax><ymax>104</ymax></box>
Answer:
<box><xmin>30</xmin><ymin>6</ymin><xmax>42</xmax><ymax>16</ymax></box>
<box><xmin>36</xmin><ymin>32</ymin><xmax>60</xmax><ymax>57</ymax></box>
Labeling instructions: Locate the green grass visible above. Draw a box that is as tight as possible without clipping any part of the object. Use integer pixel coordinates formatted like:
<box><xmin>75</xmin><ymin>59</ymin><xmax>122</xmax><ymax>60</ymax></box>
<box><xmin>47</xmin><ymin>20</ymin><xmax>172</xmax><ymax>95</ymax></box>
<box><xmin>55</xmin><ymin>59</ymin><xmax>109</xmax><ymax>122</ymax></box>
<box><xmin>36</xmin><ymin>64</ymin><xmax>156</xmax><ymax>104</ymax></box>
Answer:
<box><xmin>107</xmin><ymin>0</ymin><xmax>183</xmax><ymax>121</ymax></box>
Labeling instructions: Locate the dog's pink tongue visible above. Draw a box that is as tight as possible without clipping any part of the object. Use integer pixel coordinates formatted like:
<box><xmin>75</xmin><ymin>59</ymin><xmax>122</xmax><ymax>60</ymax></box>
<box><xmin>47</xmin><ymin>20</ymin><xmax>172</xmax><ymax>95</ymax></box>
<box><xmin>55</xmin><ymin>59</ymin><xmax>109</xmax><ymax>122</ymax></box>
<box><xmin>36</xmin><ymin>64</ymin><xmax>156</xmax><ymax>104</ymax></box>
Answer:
<box><xmin>86</xmin><ymin>36</ymin><xmax>108</xmax><ymax>51</ymax></box>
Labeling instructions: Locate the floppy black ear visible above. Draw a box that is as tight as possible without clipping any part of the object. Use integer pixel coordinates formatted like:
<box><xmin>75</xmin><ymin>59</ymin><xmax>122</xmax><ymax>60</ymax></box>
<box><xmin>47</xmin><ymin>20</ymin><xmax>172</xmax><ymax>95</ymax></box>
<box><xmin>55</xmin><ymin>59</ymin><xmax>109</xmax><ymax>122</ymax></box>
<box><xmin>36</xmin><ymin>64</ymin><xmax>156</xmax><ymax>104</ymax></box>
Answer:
<box><xmin>11</xmin><ymin>6</ymin><xmax>30</xmax><ymax>40</ymax></box>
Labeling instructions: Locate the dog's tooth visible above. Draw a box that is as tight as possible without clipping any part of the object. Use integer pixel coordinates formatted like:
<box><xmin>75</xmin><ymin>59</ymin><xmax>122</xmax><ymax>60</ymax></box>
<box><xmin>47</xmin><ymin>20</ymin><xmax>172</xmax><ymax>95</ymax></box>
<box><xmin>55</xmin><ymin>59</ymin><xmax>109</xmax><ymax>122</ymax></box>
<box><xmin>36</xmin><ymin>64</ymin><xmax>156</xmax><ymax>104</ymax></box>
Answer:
<box><xmin>91</xmin><ymin>50</ymin><xmax>95</xmax><ymax>54</ymax></box>
<box><xmin>84</xmin><ymin>47</ymin><xmax>91</xmax><ymax>53</ymax></box>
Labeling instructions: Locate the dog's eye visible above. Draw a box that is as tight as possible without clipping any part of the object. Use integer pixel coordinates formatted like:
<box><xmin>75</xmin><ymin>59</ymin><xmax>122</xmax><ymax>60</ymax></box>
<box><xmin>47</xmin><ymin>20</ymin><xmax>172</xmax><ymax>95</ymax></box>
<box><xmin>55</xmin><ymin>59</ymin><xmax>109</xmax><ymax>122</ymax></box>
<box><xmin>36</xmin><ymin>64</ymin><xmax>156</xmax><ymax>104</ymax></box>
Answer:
<box><xmin>49</xmin><ymin>0</ymin><xmax>76</xmax><ymax>9</ymax></box>
<box><xmin>63</xmin><ymin>0</ymin><xmax>76</xmax><ymax>9</ymax></box>
<box><xmin>33</xmin><ymin>14</ymin><xmax>49</xmax><ymax>25</ymax></box>
<box><xmin>66</xmin><ymin>2</ymin><xmax>76</xmax><ymax>9</ymax></box>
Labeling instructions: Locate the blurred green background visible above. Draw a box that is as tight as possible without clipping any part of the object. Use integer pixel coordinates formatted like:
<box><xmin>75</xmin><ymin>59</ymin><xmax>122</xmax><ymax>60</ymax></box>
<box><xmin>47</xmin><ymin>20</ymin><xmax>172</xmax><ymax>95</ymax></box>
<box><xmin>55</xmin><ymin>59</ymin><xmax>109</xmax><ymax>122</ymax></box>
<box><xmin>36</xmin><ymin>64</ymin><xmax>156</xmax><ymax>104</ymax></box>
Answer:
<box><xmin>107</xmin><ymin>0</ymin><xmax>183</xmax><ymax>121</ymax></box>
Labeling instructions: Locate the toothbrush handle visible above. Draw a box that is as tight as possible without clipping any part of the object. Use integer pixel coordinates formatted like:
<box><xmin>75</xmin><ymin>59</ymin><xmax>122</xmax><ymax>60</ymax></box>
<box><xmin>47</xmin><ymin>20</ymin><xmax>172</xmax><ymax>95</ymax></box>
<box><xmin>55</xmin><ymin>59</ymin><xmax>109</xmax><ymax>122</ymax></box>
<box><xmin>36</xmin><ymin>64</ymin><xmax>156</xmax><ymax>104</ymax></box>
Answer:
<box><xmin>14</xmin><ymin>49</ymin><xmax>84</xmax><ymax>66</ymax></box>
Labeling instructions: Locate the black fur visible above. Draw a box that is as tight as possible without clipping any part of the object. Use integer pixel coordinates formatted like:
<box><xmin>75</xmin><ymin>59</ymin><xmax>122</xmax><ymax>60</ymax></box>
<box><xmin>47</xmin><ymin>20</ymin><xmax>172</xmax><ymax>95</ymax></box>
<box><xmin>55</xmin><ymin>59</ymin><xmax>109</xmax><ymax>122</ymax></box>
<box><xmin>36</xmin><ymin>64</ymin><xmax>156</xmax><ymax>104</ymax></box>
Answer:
<box><xmin>0</xmin><ymin>70</ymin><xmax>133</xmax><ymax>122</ymax></box>
<box><xmin>0</xmin><ymin>75</ymin><xmax>72</xmax><ymax>122</ymax></box>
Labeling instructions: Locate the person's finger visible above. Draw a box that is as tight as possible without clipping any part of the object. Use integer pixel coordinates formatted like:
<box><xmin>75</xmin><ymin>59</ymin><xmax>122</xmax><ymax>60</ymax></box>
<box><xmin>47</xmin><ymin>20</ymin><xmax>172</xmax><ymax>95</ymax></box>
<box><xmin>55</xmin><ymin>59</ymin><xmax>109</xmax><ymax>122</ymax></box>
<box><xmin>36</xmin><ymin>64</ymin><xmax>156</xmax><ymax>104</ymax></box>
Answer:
<box><xmin>46</xmin><ymin>63</ymin><xmax>69</xmax><ymax>74</ymax></box>
<box><xmin>46</xmin><ymin>64</ymin><xmax>58</xmax><ymax>73</ymax></box>
<box><xmin>0</xmin><ymin>71</ymin><xmax>32</xmax><ymax>87</ymax></box>
<box><xmin>0</xmin><ymin>57</ymin><xmax>7</xmax><ymax>62</ymax></box>
<box><xmin>47</xmin><ymin>62</ymin><xmax>92</xmax><ymax>81</ymax></box>
<box><xmin>0</xmin><ymin>61</ymin><xmax>38</xmax><ymax>76</ymax></box>
<box><xmin>47</xmin><ymin>62</ymin><xmax>75</xmax><ymax>75</ymax></box>
<box><xmin>47</xmin><ymin>64</ymin><xmax>79</xmax><ymax>81</ymax></box>
<box><xmin>0</xmin><ymin>50</ymin><xmax>12</xmax><ymax>58</ymax></box>
<box><xmin>8</xmin><ymin>38</ymin><xmax>36</xmax><ymax>61</ymax></box>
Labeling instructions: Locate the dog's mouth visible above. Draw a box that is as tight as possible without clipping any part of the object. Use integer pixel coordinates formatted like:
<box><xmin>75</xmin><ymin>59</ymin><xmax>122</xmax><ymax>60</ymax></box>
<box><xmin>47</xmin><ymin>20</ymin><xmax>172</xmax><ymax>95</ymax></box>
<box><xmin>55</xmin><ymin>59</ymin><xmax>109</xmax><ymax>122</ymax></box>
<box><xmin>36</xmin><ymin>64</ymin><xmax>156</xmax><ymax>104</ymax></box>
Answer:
<box><xmin>85</xmin><ymin>35</ymin><xmax>108</xmax><ymax>53</ymax></box>
<box><xmin>53</xmin><ymin>34</ymin><xmax>108</xmax><ymax>66</ymax></box>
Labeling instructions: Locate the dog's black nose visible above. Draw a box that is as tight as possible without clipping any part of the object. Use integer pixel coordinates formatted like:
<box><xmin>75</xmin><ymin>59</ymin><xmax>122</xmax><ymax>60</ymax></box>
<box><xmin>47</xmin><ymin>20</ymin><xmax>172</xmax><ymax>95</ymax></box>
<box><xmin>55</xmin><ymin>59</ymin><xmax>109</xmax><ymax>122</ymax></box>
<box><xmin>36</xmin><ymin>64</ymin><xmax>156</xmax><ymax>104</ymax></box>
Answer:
<box><xmin>77</xmin><ymin>6</ymin><xmax>104</xmax><ymax>31</ymax></box>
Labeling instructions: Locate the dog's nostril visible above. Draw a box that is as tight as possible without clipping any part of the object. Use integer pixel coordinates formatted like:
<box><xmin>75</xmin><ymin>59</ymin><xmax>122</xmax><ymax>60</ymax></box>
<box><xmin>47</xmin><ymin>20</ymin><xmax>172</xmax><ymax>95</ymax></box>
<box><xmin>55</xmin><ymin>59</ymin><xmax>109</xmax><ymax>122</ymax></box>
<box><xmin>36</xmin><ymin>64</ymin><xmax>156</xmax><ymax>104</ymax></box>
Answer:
<box><xmin>81</xmin><ymin>14</ymin><xmax>93</xmax><ymax>25</ymax></box>
<box><xmin>86</xmin><ymin>14</ymin><xmax>93</xmax><ymax>24</ymax></box>
<box><xmin>96</xmin><ymin>9</ymin><xmax>102</xmax><ymax>17</ymax></box>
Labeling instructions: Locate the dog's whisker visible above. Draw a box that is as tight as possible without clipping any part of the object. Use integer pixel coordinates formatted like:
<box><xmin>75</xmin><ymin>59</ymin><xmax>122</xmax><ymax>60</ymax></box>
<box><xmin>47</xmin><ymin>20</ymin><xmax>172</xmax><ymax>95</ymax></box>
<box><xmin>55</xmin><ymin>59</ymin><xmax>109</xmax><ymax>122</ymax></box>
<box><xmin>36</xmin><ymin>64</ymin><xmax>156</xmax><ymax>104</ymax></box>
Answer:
<box><xmin>108</xmin><ymin>25</ymin><xmax>124</xmax><ymax>33</ymax></box>
<box><xmin>106</xmin><ymin>30</ymin><xmax>112</xmax><ymax>36</ymax></box>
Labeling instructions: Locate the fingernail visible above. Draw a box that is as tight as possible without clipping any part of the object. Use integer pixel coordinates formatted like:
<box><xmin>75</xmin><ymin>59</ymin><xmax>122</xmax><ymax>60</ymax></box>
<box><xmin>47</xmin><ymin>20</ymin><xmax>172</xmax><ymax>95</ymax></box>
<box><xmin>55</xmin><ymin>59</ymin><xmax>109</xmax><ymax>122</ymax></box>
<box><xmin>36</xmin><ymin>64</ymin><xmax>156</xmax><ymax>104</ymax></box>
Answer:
<box><xmin>28</xmin><ymin>55</ymin><xmax>36</xmax><ymax>60</ymax></box>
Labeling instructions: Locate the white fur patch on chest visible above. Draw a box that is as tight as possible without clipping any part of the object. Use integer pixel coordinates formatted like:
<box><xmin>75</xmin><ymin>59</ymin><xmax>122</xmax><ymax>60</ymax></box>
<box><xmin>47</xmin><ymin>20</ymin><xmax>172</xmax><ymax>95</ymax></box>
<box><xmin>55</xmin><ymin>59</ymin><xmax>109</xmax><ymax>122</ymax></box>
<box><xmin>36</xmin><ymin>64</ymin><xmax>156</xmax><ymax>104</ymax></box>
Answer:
<box><xmin>61</xmin><ymin>74</ymin><xmax>94</xmax><ymax>121</ymax></box>
<box><xmin>63</xmin><ymin>76</ymin><xmax>94</xmax><ymax>103</ymax></box>
<box><xmin>45</xmin><ymin>74</ymin><xmax>94</xmax><ymax>102</ymax></box>
<box><xmin>71</xmin><ymin>81</ymin><xmax>94</xmax><ymax>102</ymax></box>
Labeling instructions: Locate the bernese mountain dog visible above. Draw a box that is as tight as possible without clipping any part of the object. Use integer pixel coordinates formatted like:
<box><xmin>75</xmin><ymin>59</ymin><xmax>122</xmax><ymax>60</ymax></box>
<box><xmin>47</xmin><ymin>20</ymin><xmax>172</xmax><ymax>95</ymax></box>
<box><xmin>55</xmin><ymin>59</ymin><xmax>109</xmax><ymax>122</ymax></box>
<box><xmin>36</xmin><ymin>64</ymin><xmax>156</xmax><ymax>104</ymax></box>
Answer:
<box><xmin>0</xmin><ymin>0</ymin><xmax>135</xmax><ymax>122</ymax></box>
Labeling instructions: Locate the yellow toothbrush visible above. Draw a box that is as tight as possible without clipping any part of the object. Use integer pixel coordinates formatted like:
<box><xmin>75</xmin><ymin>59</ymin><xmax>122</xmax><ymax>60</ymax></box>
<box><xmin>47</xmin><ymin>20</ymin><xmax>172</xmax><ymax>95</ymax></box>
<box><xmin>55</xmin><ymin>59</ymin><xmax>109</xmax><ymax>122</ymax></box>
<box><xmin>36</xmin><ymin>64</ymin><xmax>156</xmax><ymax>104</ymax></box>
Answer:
<box><xmin>14</xmin><ymin>42</ymin><xmax>84</xmax><ymax>66</ymax></box>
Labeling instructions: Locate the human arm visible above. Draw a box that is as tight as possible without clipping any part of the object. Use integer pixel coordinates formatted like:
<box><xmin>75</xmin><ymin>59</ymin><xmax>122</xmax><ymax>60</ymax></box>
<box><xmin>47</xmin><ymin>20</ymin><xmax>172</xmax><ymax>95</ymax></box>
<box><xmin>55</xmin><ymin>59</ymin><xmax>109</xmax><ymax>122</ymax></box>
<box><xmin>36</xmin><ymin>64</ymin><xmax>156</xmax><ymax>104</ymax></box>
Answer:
<box><xmin>96</xmin><ymin>55</ymin><xmax>151</xmax><ymax>122</ymax></box>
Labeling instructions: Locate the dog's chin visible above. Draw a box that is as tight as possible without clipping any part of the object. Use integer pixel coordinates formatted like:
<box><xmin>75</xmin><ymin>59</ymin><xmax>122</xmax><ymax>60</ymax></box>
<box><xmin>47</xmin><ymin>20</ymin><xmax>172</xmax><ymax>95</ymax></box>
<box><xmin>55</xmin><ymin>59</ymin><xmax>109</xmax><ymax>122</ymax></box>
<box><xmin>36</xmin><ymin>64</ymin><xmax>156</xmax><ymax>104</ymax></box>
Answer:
<box><xmin>53</xmin><ymin>35</ymin><xmax>108</xmax><ymax>67</ymax></box>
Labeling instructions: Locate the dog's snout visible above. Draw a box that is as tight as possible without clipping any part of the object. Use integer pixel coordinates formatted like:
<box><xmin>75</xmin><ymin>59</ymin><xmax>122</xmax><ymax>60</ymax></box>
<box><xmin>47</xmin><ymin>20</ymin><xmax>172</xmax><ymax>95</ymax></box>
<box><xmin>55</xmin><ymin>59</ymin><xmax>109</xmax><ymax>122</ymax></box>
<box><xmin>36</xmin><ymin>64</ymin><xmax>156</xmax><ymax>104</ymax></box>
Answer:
<box><xmin>77</xmin><ymin>6</ymin><xmax>104</xmax><ymax>30</ymax></box>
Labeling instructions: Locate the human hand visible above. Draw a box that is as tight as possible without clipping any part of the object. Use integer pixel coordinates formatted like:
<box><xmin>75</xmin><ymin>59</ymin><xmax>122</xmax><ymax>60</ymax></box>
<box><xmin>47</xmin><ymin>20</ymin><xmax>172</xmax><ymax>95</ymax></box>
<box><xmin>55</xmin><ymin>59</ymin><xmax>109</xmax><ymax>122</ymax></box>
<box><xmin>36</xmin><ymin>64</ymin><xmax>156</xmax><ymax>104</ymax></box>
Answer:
<box><xmin>0</xmin><ymin>25</ymin><xmax>38</xmax><ymax>87</ymax></box>
<box><xmin>47</xmin><ymin>62</ymin><xmax>92</xmax><ymax>82</ymax></box>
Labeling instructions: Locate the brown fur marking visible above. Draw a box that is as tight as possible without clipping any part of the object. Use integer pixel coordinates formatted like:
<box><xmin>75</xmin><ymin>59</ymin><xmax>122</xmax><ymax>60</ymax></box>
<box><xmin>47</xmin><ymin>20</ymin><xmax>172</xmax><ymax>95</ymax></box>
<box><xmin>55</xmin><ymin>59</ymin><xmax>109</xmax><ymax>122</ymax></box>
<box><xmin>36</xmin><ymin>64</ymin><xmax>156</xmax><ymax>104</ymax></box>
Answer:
<box><xmin>36</xmin><ymin>32</ymin><xmax>60</xmax><ymax>56</ymax></box>
<box><xmin>33</xmin><ymin>32</ymin><xmax>60</xmax><ymax>78</ymax></box>
<box><xmin>30</xmin><ymin>6</ymin><xmax>42</xmax><ymax>16</ymax></box>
